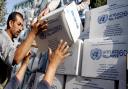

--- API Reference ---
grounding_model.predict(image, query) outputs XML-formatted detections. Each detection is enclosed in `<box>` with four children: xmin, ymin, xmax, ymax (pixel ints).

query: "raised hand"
<box><xmin>48</xmin><ymin>40</ymin><xmax>70</xmax><ymax>68</ymax></box>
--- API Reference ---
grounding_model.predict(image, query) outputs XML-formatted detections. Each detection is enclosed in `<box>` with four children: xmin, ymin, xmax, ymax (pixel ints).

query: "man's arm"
<box><xmin>16</xmin><ymin>53</ymin><xmax>31</xmax><ymax>82</ymax></box>
<box><xmin>13</xmin><ymin>16</ymin><xmax>47</xmax><ymax>64</ymax></box>
<box><xmin>38</xmin><ymin>40</ymin><xmax>70</xmax><ymax>88</ymax></box>
<box><xmin>5</xmin><ymin>53</ymin><xmax>31</xmax><ymax>89</ymax></box>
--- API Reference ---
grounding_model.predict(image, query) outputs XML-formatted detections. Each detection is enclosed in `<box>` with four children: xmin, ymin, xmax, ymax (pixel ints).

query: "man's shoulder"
<box><xmin>0</xmin><ymin>30</ymin><xmax>10</xmax><ymax>41</ymax></box>
<box><xmin>0</xmin><ymin>30</ymin><xmax>3</xmax><ymax>34</ymax></box>
<box><xmin>0</xmin><ymin>30</ymin><xmax>12</xmax><ymax>46</ymax></box>
<box><xmin>0</xmin><ymin>30</ymin><xmax>6</xmax><ymax>37</ymax></box>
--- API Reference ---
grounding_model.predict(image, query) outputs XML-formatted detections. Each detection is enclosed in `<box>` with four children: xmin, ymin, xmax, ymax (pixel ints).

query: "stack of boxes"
<box><xmin>65</xmin><ymin>76</ymin><xmax>115</xmax><ymax>89</ymax></box>
<box><xmin>34</xmin><ymin>0</ymin><xmax>127</xmax><ymax>89</ymax></box>
<box><xmin>81</xmin><ymin>1</ymin><xmax>128</xmax><ymax>89</ymax></box>
<box><xmin>13</xmin><ymin>0</ymin><xmax>127</xmax><ymax>89</ymax></box>
<box><xmin>53</xmin><ymin>0</ymin><xmax>127</xmax><ymax>89</ymax></box>
<box><xmin>35</xmin><ymin>2</ymin><xmax>84</xmax><ymax>89</ymax></box>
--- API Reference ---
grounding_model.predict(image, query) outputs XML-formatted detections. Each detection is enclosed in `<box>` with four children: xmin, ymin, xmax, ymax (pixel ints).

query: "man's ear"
<box><xmin>9</xmin><ymin>20</ymin><xmax>14</xmax><ymax>28</ymax></box>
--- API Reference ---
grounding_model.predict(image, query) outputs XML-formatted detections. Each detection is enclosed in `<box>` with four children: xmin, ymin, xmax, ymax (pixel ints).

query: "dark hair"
<box><xmin>7</xmin><ymin>12</ymin><xmax>24</xmax><ymax>29</ymax></box>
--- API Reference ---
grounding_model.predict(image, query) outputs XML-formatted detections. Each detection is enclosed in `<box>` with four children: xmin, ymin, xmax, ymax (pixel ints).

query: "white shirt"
<box><xmin>0</xmin><ymin>30</ymin><xmax>16</xmax><ymax>65</ymax></box>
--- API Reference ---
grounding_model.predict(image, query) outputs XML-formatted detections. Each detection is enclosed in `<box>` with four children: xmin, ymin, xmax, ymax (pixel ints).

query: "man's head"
<box><xmin>7</xmin><ymin>12</ymin><xmax>24</xmax><ymax>38</ymax></box>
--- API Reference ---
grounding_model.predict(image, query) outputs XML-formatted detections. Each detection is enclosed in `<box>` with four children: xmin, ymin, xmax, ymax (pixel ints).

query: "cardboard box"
<box><xmin>56</xmin><ymin>39</ymin><xmax>83</xmax><ymax>75</ymax></box>
<box><xmin>65</xmin><ymin>76</ymin><xmax>115</xmax><ymax>89</ymax></box>
<box><xmin>36</xmin><ymin>2</ymin><xmax>82</xmax><ymax>52</ymax></box>
<box><xmin>89</xmin><ymin>4</ymin><xmax>128</xmax><ymax>39</ymax></box>
<box><xmin>81</xmin><ymin>37</ymin><xmax>127</xmax><ymax>80</ymax></box>
<box><xmin>107</xmin><ymin>0</ymin><xmax>128</xmax><ymax>5</ymax></box>
<box><xmin>33</xmin><ymin>73</ymin><xmax>64</xmax><ymax>89</ymax></box>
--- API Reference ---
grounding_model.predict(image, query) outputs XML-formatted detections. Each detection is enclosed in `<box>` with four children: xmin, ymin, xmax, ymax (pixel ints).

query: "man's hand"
<box><xmin>48</xmin><ymin>40</ymin><xmax>70</xmax><ymax>68</ymax></box>
<box><xmin>31</xmin><ymin>6</ymin><xmax>50</xmax><ymax>35</ymax></box>
<box><xmin>43</xmin><ymin>40</ymin><xmax>70</xmax><ymax>85</ymax></box>
<box><xmin>31</xmin><ymin>18</ymin><xmax>48</xmax><ymax>35</ymax></box>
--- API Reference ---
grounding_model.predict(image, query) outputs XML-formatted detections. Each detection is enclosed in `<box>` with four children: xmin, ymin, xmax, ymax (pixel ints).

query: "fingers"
<box><xmin>63</xmin><ymin>45</ymin><xmax>69</xmax><ymax>54</ymax></box>
<box><xmin>44</xmin><ymin>8</ymin><xmax>50</xmax><ymax>15</ymax></box>
<box><xmin>39</xmin><ymin>21</ymin><xmax>48</xmax><ymax>30</ymax></box>
<box><xmin>39</xmin><ymin>7</ymin><xmax>50</xmax><ymax>18</ymax></box>
<box><xmin>27</xmin><ymin>52</ymin><xmax>31</xmax><ymax>57</ymax></box>
<box><xmin>25</xmin><ymin>52</ymin><xmax>31</xmax><ymax>60</ymax></box>
<box><xmin>57</xmin><ymin>40</ymin><xmax>63</xmax><ymax>50</ymax></box>
<box><xmin>31</xmin><ymin>20</ymin><xmax>40</xmax><ymax>29</ymax></box>
<box><xmin>64</xmin><ymin>52</ymin><xmax>70</xmax><ymax>58</ymax></box>
<box><xmin>48</xmin><ymin>40</ymin><xmax>70</xmax><ymax>66</ymax></box>
<box><xmin>23</xmin><ymin>52</ymin><xmax>31</xmax><ymax>65</ymax></box>
<box><xmin>39</xmin><ymin>10</ymin><xmax>45</xmax><ymax>17</ymax></box>
<box><xmin>48</xmin><ymin>47</ymin><xmax>52</xmax><ymax>58</ymax></box>
<box><xmin>60</xmin><ymin>41</ymin><xmax>68</xmax><ymax>52</ymax></box>
<box><xmin>57</xmin><ymin>39</ymin><xmax>70</xmax><ymax>56</ymax></box>
<box><xmin>59</xmin><ymin>40</ymin><xmax>68</xmax><ymax>53</ymax></box>
<box><xmin>31</xmin><ymin>17</ymin><xmax>48</xmax><ymax>34</ymax></box>
<box><xmin>57</xmin><ymin>39</ymin><xmax>70</xmax><ymax>52</ymax></box>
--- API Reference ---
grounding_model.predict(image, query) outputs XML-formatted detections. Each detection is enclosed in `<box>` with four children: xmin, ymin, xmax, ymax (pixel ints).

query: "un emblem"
<box><xmin>98</xmin><ymin>14</ymin><xmax>108</xmax><ymax>24</ymax></box>
<box><xmin>90</xmin><ymin>48</ymin><xmax>102</xmax><ymax>60</ymax></box>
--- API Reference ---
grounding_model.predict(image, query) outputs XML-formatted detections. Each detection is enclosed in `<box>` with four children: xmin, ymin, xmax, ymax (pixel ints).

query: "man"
<box><xmin>0</xmin><ymin>11</ymin><xmax>47</xmax><ymax>88</ymax></box>
<box><xmin>5</xmin><ymin>40</ymin><xmax>70</xmax><ymax>89</ymax></box>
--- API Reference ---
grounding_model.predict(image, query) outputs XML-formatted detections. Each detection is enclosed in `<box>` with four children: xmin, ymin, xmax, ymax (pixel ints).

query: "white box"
<box><xmin>107</xmin><ymin>0</ymin><xmax>128</xmax><ymax>5</ymax></box>
<box><xmin>36</xmin><ymin>2</ymin><xmax>82</xmax><ymax>52</ymax></box>
<box><xmin>89</xmin><ymin>4</ymin><xmax>128</xmax><ymax>39</ymax></box>
<box><xmin>56</xmin><ymin>39</ymin><xmax>83</xmax><ymax>75</ymax></box>
<box><xmin>82</xmin><ymin>37</ymin><xmax>127</xmax><ymax>80</ymax></box>
<box><xmin>65</xmin><ymin>76</ymin><xmax>115</xmax><ymax>89</ymax></box>
<box><xmin>33</xmin><ymin>73</ymin><xmax>64</xmax><ymax>89</ymax></box>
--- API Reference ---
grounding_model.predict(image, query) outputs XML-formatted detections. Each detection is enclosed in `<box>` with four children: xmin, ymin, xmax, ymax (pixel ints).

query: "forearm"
<box><xmin>5</xmin><ymin>62</ymin><xmax>28</xmax><ymax>89</ymax></box>
<box><xmin>16</xmin><ymin>63</ymin><xmax>28</xmax><ymax>82</ymax></box>
<box><xmin>42</xmin><ymin>40</ymin><xmax>69</xmax><ymax>86</ymax></box>
<box><xmin>14</xmin><ymin>31</ymin><xmax>36</xmax><ymax>64</ymax></box>
<box><xmin>43</xmin><ymin>62</ymin><xmax>59</xmax><ymax>86</ymax></box>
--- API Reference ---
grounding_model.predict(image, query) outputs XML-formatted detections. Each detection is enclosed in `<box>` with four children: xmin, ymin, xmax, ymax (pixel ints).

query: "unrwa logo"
<box><xmin>90</xmin><ymin>48</ymin><xmax>102</xmax><ymax>60</ymax></box>
<box><xmin>98</xmin><ymin>14</ymin><xmax>108</xmax><ymax>24</ymax></box>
